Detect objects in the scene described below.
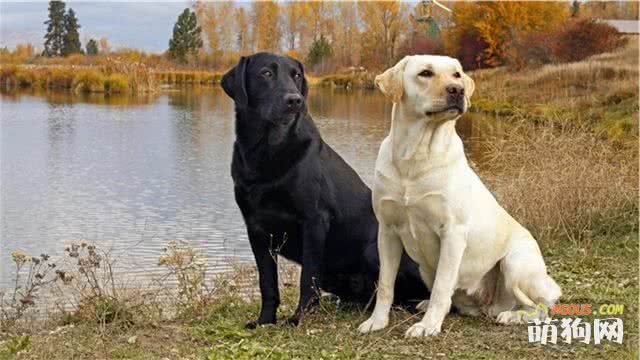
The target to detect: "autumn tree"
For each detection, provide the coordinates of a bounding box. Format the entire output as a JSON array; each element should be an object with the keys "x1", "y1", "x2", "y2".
[
  {"x1": 62, "y1": 8, "x2": 82, "y2": 55},
  {"x1": 234, "y1": 7, "x2": 251, "y2": 54},
  {"x1": 283, "y1": 2, "x2": 308, "y2": 52},
  {"x1": 252, "y1": 1, "x2": 280, "y2": 52},
  {"x1": 358, "y1": 1, "x2": 408, "y2": 69},
  {"x1": 169, "y1": 8, "x2": 203, "y2": 63},
  {"x1": 334, "y1": 2, "x2": 360, "y2": 67},
  {"x1": 447, "y1": 2, "x2": 568, "y2": 68},
  {"x1": 43, "y1": 0, "x2": 66, "y2": 56},
  {"x1": 193, "y1": 1, "x2": 235, "y2": 55}
]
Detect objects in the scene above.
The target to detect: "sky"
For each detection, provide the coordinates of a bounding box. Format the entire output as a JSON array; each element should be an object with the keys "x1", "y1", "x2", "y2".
[{"x1": 0, "y1": 1, "x2": 193, "y2": 53}]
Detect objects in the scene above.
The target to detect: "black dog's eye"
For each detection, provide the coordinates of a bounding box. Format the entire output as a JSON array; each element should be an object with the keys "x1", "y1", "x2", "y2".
[
  {"x1": 418, "y1": 69, "x2": 434, "y2": 78},
  {"x1": 453, "y1": 72, "x2": 461, "y2": 78},
  {"x1": 262, "y1": 70, "x2": 273, "y2": 78},
  {"x1": 293, "y1": 72, "x2": 301, "y2": 79}
]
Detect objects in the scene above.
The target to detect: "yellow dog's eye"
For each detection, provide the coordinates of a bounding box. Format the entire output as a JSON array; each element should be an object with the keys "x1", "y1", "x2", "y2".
[
  {"x1": 453, "y1": 72, "x2": 461, "y2": 78},
  {"x1": 418, "y1": 69, "x2": 434, "y2": 78}
]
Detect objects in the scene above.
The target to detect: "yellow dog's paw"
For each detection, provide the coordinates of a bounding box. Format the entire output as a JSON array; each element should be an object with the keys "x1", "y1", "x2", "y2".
[
  {"x1": 405, "y1": 322, "x2": 441, "y2": 337},
  {"x1": 358, "y1": 316, "x2": 388, "y2": 334}
]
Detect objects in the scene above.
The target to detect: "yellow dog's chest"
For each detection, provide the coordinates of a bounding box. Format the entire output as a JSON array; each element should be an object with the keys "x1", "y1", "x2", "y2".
[{"x1": 375, "y1": 171, "x2": 444, "y2": 269}]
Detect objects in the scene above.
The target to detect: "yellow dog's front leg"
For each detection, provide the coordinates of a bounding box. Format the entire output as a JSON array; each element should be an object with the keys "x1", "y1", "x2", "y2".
[{"x1": 406, "y1": 224, "x2": 466, "y2": 337}]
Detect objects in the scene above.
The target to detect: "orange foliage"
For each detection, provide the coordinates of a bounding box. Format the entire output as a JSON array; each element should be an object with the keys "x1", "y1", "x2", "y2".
[
  {"x1": 448, "y1": 2, "x2": 568, "y2": 68},
  {"x1": 253, "y1": 1, "x2": 280, "y2": 52},
  {"x1": 511, "y1": 18, "x2": 627, "y2": 66}
]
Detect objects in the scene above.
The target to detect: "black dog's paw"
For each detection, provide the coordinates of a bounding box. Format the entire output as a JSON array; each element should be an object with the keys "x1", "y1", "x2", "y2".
[
  {"x1": 284, "y1": 314, "x2": 301, "y2": 327},
  {"x1": 245, "y1": 319, "x2": 275, "y2": 329},
  {"x1": 244, "y1": 320, "x2": 259, "y2": 329}
]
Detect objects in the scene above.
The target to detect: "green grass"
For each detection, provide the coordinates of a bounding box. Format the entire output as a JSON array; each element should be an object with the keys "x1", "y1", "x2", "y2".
[{"x1": 3, "y1": 231, "x2": 636, "y2": 359}]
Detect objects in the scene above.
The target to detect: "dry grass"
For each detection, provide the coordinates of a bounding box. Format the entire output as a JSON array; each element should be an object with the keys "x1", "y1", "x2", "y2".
[
  {"x1": 477, "y1": 121, "x2": 638, "y2": 245},
  {"x1": 2, "y1": 235, "x2": 636, "y2": 359},
  {"x1": 0, "y1": 64, "x2": 224, "y2": 92},
  {"x1": 154, "y1": 70, "x2": 223, "y2": 86}
]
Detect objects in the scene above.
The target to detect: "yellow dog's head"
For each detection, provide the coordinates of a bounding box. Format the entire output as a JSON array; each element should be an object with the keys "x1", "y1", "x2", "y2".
[{"x1": 375, "y1": 55, "x2": 475, "y2": 121}]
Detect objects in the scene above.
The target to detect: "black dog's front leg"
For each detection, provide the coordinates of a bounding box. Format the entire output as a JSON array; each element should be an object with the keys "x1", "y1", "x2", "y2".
[
  {"x1": 246, "y1": 229, "x2": 280, "y2": 328},
  {"x1": 287, "y1": 217, "x2": 328, "y2": 326}
]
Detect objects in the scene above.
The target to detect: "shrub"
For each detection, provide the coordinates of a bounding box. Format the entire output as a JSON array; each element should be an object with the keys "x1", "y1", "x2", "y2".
[
  {"x1": 104, "y1": 74, "x2": 129, "y2": 94},
  {"x1": 553, "y1": 19, "x2": 627, "y2": 62},
  {"x1": 46, "y1": 68, "x2": 74, "y2": 89},
  {"x1": 0, "y1": 252, "x2": 57, "y2": 328},
  {"x1": 72, "y1": 70, "x2": 106, "y2": 93},
  {"x1": 451, "y1": 31, "x2": 490, "y2": 70},
  {"x1": 510, "y1": 19, "x2": 627, "y2": 66},
  {"x1": 158, "y1": 241, "x2": 210, "y2": 315},
  {"x1": 14, "y1": 68, "x2": 36, "y2": 87},
  {"x1": 54, "y1": 241, "x2": 148, "y2": 328},
  {"x1": 0, "y1": 65, "x2": 18, "y2": 86}
]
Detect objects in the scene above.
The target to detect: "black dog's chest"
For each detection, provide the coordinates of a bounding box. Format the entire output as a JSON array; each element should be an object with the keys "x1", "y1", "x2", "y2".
[
  {"x1": 252, "y1": 191, "x2": 298, "y2": 229},
  {"x1": 239, "y1": 186, "x2": 303, "y2": 259}
]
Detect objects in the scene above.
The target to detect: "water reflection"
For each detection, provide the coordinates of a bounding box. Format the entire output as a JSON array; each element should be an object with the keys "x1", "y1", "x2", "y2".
[{"x1": 0, "y1": 87, "x2": 498, "y2": 290}]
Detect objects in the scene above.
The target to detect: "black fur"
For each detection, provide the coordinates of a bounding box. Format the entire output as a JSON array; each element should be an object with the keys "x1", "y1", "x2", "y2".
[{"x1": 221, "y1": 53, "x2": 428, "y2": 328}]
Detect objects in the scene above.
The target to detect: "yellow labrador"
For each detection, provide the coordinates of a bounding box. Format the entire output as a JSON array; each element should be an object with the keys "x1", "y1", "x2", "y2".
[{"x1": 358, "y1": 55, "x2": 561, "y2": 337}]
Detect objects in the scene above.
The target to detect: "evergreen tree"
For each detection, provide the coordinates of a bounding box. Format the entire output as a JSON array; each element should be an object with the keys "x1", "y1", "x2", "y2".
[
  {"x1": 43, "y1": 0, "x2": 66, "y2": 57},
  {"x1": 62, "y1": 8, "x2": 82, "y2": 55},
  {"x1": 306, "y1": 35, "x2": 333, "y2": 67},
  {"x1": 86, "y1": 39, "x2": 99, "y2": 55},
  {"x1": 168, "y1": 8, "x2": 203, "y2": 63}
]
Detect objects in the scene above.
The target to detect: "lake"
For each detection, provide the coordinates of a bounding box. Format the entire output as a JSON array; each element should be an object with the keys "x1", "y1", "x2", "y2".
[{"x1": 0, "y1": 87, "x2": 499, "y2": 290}]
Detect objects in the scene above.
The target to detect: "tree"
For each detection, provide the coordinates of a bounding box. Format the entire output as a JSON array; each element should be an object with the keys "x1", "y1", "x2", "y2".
[
  {"x1": 447, "y1": 2, "x2": 568, "y2": 68},
  {"x1": 358, "y1": 1, "x2": 408, "y2": 69},
  {"x1": 335, "y1": 2, "x2": 360, "y2": 67},
  {"x1": 86, "y1": 39, "x2": 98, "y2": 55},
  {"x1": 168, "y1": 8, "x2": 203, "y2": 63},
  {"x1": 193, "y1": 1, "x2": 235, "y2": 54},
  {"x1": 252, "y1": 1, "x2": 280, "y2": 52},
  {"x1": 43, "y1": 0, "x2": 66, "y2": 57},
  {"x1": 306, "y1": 34, "x2": 333, "y2": 73},
  {"x1": 62, "y1": 8, "x2": 82, "y2": 56},
  {"x1": 234, "y1": 7, "x2": 251, "y2": 54}
]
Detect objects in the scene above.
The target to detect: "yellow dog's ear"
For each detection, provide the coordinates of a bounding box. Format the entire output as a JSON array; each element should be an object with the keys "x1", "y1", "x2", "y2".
[
  {"x1": 461, "y1": 72, "x2": 475, "y2": 99},
  {"x1": 461, "y1": 71, "x2": 475, "y2": 109},
  {"x1": 375, "y1": 56, "x2": 409, "y2": 103}
]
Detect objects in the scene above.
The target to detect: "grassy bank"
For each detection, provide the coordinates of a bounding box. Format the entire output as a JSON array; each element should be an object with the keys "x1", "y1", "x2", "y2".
[
  {"x1": 469, "y1": 38, "x2": 638, "y2": 140},
  {"x1": 0, "y1": 64, "x2": 224, "y2": 94},
  {"x1": 1, "y1": 233, "x2": 637, "y2": 359}
]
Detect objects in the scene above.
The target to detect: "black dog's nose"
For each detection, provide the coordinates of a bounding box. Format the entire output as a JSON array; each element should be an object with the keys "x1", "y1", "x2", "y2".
[
  {"x1": 446, "y1": 84, "x2": 464, "y2": 95},
  {"x1": 284, "y1": 93, "x2": 304, "y2": 111}
]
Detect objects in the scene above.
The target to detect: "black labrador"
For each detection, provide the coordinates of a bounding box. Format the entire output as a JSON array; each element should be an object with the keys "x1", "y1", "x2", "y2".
[{"x1": 221, "y1": 53, "x2": 428, "y2": 328}]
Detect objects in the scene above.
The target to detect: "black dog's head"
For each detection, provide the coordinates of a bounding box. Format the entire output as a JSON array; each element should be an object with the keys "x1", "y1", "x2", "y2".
[{"x1": 221, "y1": 52, "x2": 308, "y2": 124}]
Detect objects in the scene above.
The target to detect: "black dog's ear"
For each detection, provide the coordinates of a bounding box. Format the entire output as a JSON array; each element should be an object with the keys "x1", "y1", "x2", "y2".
[
  {"x1": 294, "y1": 59, "x2": 308, "y2": 98},
  {"x1": 221, "y1": 56, "x2": 249, "y2": 108}
]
